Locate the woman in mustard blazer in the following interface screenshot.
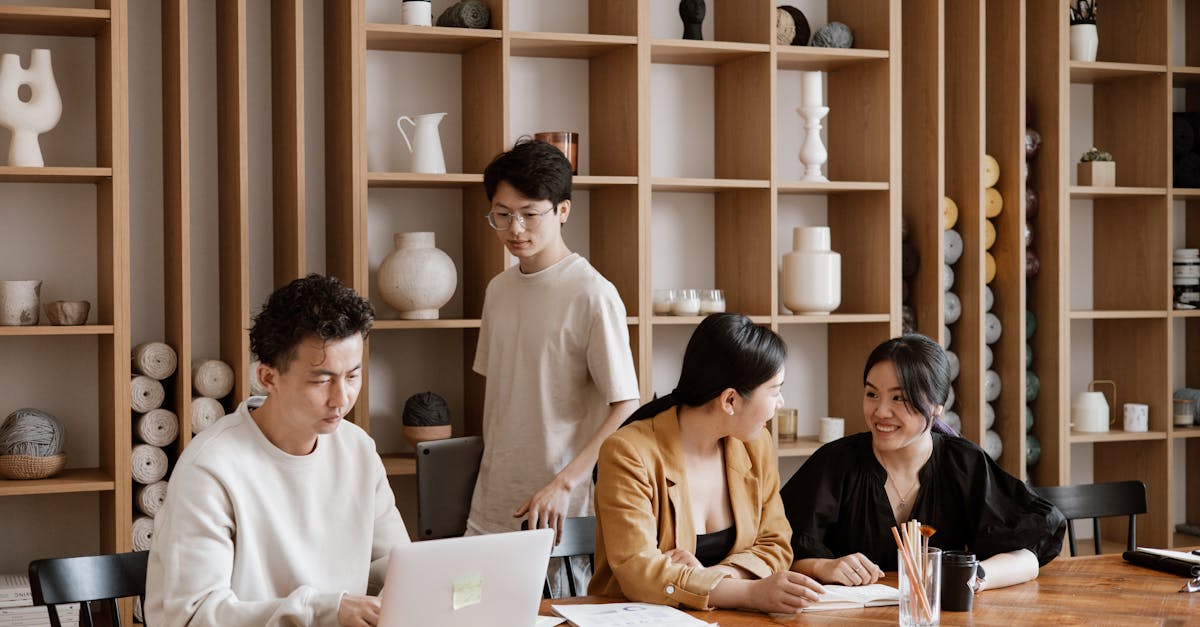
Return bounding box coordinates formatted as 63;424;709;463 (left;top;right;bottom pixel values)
589;314;825;613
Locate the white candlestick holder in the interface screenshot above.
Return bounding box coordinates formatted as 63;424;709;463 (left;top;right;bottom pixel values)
797;105;830;182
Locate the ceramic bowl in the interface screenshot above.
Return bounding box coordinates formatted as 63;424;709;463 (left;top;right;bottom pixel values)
44;300;90;326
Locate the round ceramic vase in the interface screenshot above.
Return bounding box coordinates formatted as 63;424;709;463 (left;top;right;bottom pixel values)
377;232;457;320
782;226;841;315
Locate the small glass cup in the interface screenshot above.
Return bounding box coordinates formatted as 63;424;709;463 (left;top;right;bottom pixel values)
652;289;676;315
699;289;726;314
671;289;700;316
776;408;798;443
1175;398;1197;427
898;547;941;627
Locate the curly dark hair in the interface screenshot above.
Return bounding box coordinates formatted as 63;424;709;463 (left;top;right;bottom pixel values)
483;138;573;208
250;274;374;371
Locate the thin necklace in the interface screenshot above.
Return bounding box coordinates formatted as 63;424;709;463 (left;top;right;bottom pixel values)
886;476;920;509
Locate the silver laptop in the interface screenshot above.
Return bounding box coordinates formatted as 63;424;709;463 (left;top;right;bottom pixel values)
378;528;554;627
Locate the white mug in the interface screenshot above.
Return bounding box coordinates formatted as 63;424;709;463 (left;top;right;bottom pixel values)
819;417;844;443
400;1;432;26
1122;403;1148;432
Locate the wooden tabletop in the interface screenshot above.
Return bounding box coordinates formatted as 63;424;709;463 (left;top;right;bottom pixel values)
540;552;1200;625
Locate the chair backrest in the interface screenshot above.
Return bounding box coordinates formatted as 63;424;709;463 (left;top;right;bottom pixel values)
523;516;597;598
28;550;149;627
416;435;483;540
1032;480;1147;557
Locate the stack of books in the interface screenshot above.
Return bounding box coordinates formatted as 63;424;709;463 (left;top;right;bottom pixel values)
0;574;80;627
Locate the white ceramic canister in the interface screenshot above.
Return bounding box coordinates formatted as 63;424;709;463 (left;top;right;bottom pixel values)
781;226;841;315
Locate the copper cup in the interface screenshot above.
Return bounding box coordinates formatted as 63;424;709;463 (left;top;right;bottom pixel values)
534;131;579;174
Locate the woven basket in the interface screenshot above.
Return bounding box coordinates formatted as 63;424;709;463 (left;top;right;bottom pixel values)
0;453;67;480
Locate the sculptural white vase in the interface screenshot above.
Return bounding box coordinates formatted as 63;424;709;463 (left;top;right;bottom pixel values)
377;232;457;319
0;280;42;325
0;49;62;167
781;227;841;315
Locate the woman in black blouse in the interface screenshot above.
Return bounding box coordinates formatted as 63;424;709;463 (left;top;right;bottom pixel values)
781;334;1065;590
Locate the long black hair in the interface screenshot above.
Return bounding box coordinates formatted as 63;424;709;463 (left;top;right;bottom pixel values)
624;313;786;426
863;334;957;436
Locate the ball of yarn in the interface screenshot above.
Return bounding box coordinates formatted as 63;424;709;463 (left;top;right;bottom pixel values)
810;21;853;48
403;391;450;427
436;0;491;29
193;359;235;398
775;8;795;45
777;5;810;45
983;430;1003;461
0;408;66;456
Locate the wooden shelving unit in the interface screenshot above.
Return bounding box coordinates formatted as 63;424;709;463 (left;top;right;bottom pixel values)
0;0;132;593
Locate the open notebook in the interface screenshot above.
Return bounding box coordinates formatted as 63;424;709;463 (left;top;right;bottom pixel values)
801;583;900;612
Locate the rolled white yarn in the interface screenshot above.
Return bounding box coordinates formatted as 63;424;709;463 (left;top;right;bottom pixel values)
191;396;225;434
130;375;165;413
132;515;155;551
135;480;169;517
131;443;168;484
193;359;235;398
132;341;178;380
249;360;267;397
135;409;179;447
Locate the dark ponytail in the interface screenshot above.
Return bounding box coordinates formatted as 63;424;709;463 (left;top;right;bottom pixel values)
863;334;958;436
622;314;787;428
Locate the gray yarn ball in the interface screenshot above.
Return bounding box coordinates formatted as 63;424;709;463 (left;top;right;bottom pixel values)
943;291;962;325
946;350;960;381
984;312;1003;344
810;21;854;48
0;408;66;456
944;229;964;265
943;264;955;291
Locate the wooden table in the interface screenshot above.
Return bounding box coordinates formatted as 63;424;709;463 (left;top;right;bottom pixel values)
541;553;1200;625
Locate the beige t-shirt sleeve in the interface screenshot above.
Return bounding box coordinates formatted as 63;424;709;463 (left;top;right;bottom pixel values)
587;288;640;404
472;287;491;376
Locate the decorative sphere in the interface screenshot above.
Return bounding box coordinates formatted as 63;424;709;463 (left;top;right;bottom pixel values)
1026;405;1035;433
1026;342;1033;368
944;291;962;325
944;196;959;230
984;403;996;430
944;229;964;265
942;325;952;350
944;410;962;434
377;232;458;320
0;408;66;456
946;386;956;411
1025;127;1042;160
776;5;810;45
984;285;994;312
1026;369;1040;403
1026;309;1036;338
983;430;1003;460
985;312;1002;345
1026;249;1040;277
943;264;955;292
1025;220;1034;247
983;344;994;370
1026;434;1041;466
1025;186;1039;220
946;350;960;381
984;370;1002;402
902;305;917;334
811;21;853;48
985;219;997;250
902;241;920;278
775;8;795;45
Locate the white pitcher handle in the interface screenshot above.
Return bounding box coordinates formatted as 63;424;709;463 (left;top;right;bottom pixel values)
396;116;415;153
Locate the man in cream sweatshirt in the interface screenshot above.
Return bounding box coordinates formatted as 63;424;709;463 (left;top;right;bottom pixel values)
146;274;409;627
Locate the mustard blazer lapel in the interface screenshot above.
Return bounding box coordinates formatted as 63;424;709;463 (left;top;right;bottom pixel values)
723;434;760;552
653;408;697;554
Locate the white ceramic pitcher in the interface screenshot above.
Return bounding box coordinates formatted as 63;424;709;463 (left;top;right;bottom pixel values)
396;112;447;174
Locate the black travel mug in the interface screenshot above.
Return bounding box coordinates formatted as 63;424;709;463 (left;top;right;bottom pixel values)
940;551;978;612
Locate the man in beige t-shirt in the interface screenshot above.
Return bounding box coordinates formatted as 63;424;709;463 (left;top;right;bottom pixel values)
467;140;640;593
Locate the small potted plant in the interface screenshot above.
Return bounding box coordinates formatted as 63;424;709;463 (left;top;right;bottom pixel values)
1078;147;1115;187
1069;1;1098;62
402;390;451;447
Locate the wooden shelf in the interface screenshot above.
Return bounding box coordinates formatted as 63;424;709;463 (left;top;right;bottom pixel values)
0;468;114;497
365;23;500;53
0;6;110;37
777;181;889;194
651;177;769;192
0;325;114;336
1070;430;1167;444
1172;310;1200;318
652;315;771;326
1068;310;1168;320
1172;66;1200;86
1069;186;1167;199
1068;60;1167;84
650;39;769;66
374;319;482;330
777;314;891;324
1171;427;1200;439
777;437;822;458
0;166;113;183
509;32;636;59
367;172;482;188
574;175;638;189
1172;189;1200;198
775;46;889;71
381;454;416;477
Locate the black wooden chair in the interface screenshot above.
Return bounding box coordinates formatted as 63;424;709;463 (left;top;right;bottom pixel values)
415;436;483;539
523;516;597;598
1032;480;1147;556
28;550;149;627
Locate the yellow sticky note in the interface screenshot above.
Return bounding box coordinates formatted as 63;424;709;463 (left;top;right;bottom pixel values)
452;573;483;610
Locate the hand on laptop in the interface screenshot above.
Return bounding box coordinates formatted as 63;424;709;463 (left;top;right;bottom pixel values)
515;478;571;544
338;593;382;627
